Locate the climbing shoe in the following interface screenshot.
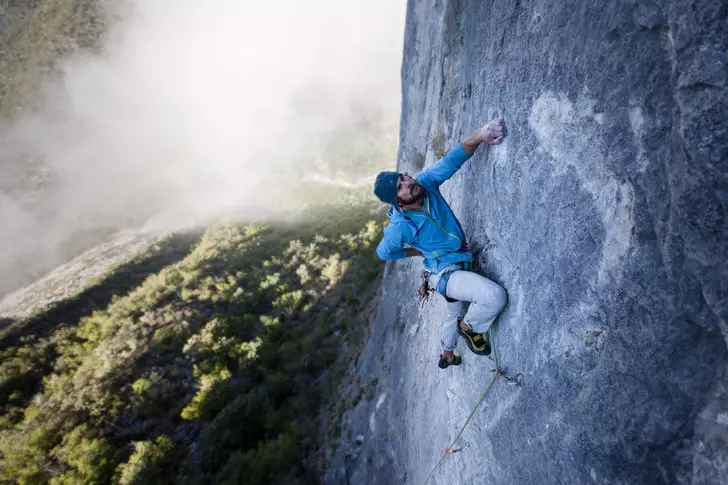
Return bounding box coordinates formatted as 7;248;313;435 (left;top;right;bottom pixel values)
457;322;491;356
438;354;462;369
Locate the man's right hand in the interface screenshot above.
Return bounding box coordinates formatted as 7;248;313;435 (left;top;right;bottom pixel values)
476;119;505;145
462;119;506;154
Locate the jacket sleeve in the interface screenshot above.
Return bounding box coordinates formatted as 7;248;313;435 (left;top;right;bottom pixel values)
416;143;472;188
376;223;409;260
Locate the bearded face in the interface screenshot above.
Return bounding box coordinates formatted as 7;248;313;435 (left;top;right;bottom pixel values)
396;173;426;206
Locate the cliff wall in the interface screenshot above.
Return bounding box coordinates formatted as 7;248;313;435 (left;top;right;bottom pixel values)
326;1;727;484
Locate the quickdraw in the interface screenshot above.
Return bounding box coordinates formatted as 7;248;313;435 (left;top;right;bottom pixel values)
444;442;468;455
489;367;524;387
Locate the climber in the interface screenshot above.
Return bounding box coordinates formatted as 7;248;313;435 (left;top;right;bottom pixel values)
373;119;508;370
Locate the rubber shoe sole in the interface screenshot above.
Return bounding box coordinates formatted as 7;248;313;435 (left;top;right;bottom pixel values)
438;354;462;369
457;325;491;356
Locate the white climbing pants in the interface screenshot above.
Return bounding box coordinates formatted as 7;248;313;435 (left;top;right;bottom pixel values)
430;270;507;352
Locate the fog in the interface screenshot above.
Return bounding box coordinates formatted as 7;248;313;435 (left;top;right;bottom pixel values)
0;0;405;296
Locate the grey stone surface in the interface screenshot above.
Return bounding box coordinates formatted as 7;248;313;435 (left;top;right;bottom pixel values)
325;1;727;484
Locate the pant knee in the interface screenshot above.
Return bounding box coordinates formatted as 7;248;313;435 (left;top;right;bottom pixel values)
493;285;507;311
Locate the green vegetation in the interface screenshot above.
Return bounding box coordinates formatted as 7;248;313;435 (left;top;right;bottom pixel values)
0;199;386;484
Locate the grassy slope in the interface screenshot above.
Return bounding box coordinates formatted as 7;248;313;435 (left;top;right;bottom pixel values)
0;197;387;484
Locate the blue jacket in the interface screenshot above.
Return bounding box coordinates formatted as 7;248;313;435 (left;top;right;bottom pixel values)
376;143;474;273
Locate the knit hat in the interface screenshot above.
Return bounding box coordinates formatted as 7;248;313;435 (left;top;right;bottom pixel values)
374;171;400;206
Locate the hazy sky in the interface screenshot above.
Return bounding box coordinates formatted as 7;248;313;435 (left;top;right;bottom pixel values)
0;0;406;294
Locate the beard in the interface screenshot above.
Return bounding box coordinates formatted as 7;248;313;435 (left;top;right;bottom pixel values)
400;184;426;205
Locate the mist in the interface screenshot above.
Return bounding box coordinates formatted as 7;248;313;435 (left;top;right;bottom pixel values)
0;0;406;296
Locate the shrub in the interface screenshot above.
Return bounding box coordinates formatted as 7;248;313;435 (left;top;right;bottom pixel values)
180;368;233;421
116;435;175;485
49;425;115;485
132;378;152;395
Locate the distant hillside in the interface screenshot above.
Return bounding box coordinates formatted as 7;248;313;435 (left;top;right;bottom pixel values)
0;0;108;297
0;0;103;114
0;3;401;483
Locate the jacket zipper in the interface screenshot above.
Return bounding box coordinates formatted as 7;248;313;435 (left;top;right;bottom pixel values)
406;197;463;243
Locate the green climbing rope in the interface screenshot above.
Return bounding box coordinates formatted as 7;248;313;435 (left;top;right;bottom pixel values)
422;329;503;485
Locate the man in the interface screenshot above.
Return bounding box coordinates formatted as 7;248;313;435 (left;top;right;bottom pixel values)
374;119;508;369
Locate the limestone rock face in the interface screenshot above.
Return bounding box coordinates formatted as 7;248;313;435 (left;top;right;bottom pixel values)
325;1;727;484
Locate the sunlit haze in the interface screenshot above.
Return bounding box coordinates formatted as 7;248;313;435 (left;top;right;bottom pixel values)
0;0;406;295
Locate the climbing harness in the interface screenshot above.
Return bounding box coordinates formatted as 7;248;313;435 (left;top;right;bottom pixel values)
423;330;523;485
417;262;472;307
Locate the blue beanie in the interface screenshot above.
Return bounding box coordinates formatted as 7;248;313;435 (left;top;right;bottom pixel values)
374;171;400;206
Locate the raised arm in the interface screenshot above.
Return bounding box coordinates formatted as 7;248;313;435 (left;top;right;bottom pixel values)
418;119;505;187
